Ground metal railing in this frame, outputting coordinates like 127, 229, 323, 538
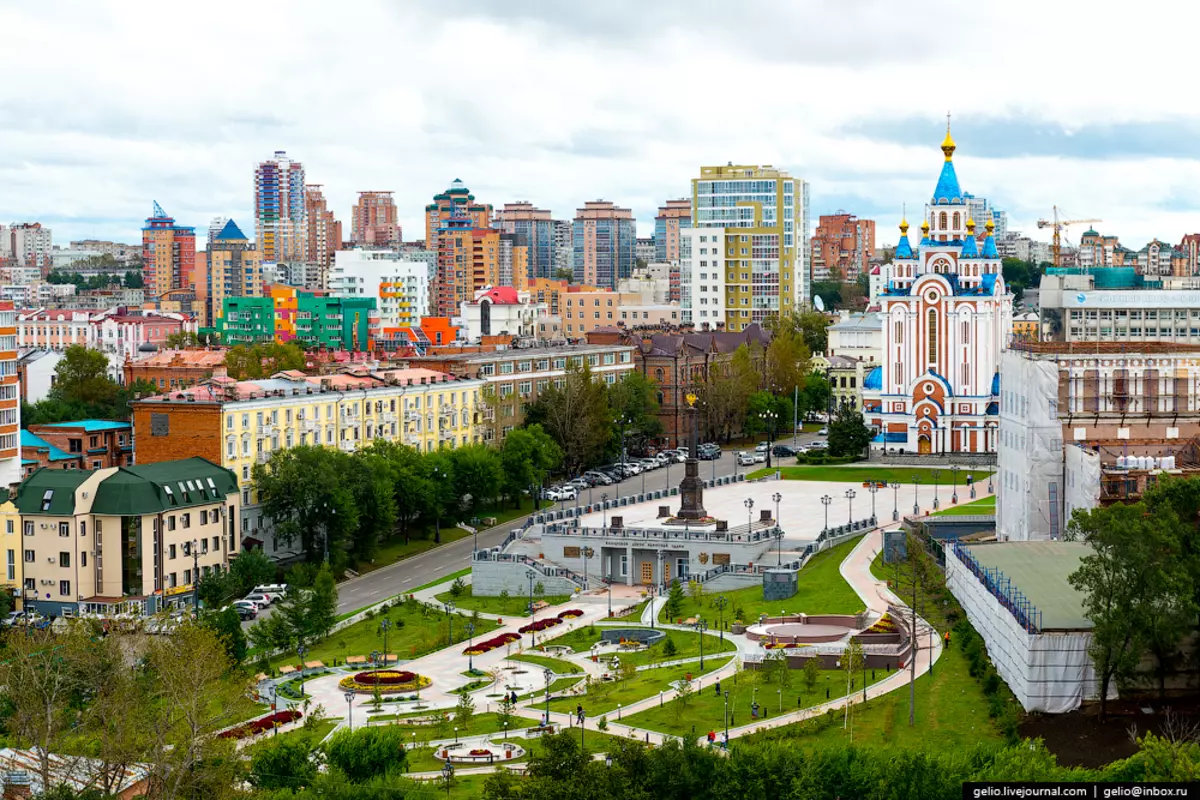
543, 522, 782, 545
950, 541, 1042, 633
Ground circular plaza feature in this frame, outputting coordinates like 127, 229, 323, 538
744, 615, 858, 645
338, 670, 432, 694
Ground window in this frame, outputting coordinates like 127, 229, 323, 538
59, 580, 70, 597
59, 552, 70, 568
23, 521, 32, 537
894, 321, 903, 344
58, 522, 68, 537
927, 309, 938, 363
169, 543, 176, 559
23, 549, 33, 563
81, 552, 86, 568
5, 549, 12, 581
213, 535, 220, 552
168, 516, 176, 532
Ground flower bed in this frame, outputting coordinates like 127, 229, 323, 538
219, 710, 302, 739
556, 609, 584, 619
464, 632, 520, 656
866, 614, 897, 634
469, 749, 490, 757
763, 641, 799, 650
519, 618, 562, 634
338, 670, 431, 694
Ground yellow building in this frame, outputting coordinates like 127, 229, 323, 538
0, 500, 20, 611
1012, 311, 1040, 340
132, 368, 485, 558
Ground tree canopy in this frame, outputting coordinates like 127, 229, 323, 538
22, 344, 158, 423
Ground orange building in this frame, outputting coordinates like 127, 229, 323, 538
124, 349, 230, 390
525, 278, 603, 316
142, 203, 197, 301
810, 212, 876, 282
433, 223, 501, 318
351, 191, 401, 246
424, 179, 492, 253
0, 300, 17, 486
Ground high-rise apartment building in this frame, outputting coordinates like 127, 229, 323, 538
254, 150, 307, 263
207, 217, 229, 246
494, 202, 557, 280
810, 213, 876, 283
142, 203, 196, 300
497, 233, 530, 290
572, 201, 636, 290
304, 185, 342, 271
433, 213, 501, 318
553, 220, 573, 274
425, 180, 492, 254
351, 191, 401, 246
9, 223, 52, 269
654, 199, 691, 263
687, 164, 809, 330
203, 220, 263, 329
0, 301, 18, 489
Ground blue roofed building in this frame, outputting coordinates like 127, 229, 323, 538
862, 122, 1012, 455
22, 420, 133, 477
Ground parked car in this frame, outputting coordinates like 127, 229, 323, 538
252, 584, 289, 598
226, 604, 257, 621
809, 440, 828, 450
636, 458, 660, 471
653, 452, 672, 465
243, 592, 274, 607
233, 599, 264, 613
668, 449, 688, 462
817, 427, 828, 436
752, 451, 767, 463
584, 471, 614, 485
622, 462, 643, 475
772, 444, 796, 458
755, 442, 770, 453
544, 485, 577, 501
567, 477, 591, 490
736, 451, 757, 466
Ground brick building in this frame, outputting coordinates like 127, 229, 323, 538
810, 213, 876, 282
123, 349, 230, 391
22, 420, 133, 474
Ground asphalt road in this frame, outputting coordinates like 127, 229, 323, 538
243, 440, 826, 624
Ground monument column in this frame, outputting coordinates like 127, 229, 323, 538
676, 392, 708, 521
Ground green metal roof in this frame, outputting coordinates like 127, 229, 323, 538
15, 458, 237, 517
960, 541, 1092, 630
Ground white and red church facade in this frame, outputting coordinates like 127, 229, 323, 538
862, 127, 1012, 454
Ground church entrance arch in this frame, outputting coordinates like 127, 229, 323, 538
918, 435, 932, 455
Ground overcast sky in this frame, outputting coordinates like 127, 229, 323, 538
2, 0, 1196, 251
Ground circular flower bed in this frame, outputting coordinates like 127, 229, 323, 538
339, 670, 431, 694
220, 710, 301, 739
556, 609, 584, 619
464, 632, 520, 656
519, 618, 562, 634
469, 749, 490, 757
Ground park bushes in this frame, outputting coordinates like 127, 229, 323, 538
793, 453, 859, 466
219, 710, 302, 739
954, 619, 1021, 743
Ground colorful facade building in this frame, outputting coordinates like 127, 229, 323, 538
810, 212, 876, 283
198, 219, 263, 329
654, 199, 692, 264
255, 150, 307, 263
304, 184, 342, 271
131, 369, 483, 556
217, 297, 275, 345
425, 179, 492, 254
572, 201, 636, 290
20, 429, 77, 477
351, 191, 401, 246
329, 249, 429, 338
142, 203, 196, 301
13, 458, 241, 617
217, 288, 377, 351
685, 164, 810, 331
863, 126, 1012, 455
494, 202, 558, 280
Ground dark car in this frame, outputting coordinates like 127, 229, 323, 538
772, 444, 795, 458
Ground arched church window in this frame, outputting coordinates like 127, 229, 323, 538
939, 212, 948, 229
928, 309, 938, 364
952, 213, 960, 229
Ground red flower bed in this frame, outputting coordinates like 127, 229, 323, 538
519, 618, 562, 634
469, 749, 491, 756
464, 632, 520, 655
352, 670, 417, 686
556, 609, 584, 619
220, 710, 302, 739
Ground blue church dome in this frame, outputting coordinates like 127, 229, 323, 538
864, 366, 883, 390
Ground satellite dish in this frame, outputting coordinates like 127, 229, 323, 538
813, 295, 826, 312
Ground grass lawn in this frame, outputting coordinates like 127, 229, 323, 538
537, 623, 734, 667
749, 466, 993, 484
932, 494, 996, 516
267, 599, 500, 670
541, 658, 732, 717
738, 644, 1003, 752
624, 665, 888, 739
266, 717, 339, 746
379, 712, 537, 747
514, 675, 585, 702
434, 585, 573, 618
610, 600, 648, 621
659, 536, 865, 625
507, 653, 584, 674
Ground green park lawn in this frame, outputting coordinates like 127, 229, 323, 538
542, 658, 732, 718
738, 644, 1004, 752
514, 675, 586, 703
405, 729, 629, 774
932, 494, 996, 516
659, 536, 865, 626
434, 585, 573, 618
507, 653, 584, 674
536, 623, 734, 667
624, 664, 888, 739
267, 600, 500, 670
748, 466, 992, 485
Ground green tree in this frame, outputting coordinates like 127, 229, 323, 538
607, 372, 663, 455
363, 440, 431, 543
664, 582, 685, 620
700, 344, 758, 442
745, 391, 794, 441
201, 606, 248, 664
50, 345, 118, 407
826, 404, 872, 458
525, 361, 612, 473
227, 546, 278, 597
842, 638, 864, 735
308, 564, 339, 642
224, 342, 306, 380
764, 328, 810, 399
1068, 501, 1193, 719
802, 656, 821, 695
345, 451, 397, 562
454, 690, 476, 730
499, 424, 562, 507
323, 726, 409, 783
124, 270, 144, 289
248, 733, 318, 790
799, 370, 832, 419
253, 446, 359, 562
450, 444, 505, 512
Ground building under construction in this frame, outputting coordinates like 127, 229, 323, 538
997, 340, 1200, 541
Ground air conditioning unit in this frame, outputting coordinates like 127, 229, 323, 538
46, 557, 54, 563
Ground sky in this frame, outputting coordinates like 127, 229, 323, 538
2, 0, 1198, 251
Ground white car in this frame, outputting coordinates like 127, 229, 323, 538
817, 428, 828, 436
809, 440, 828, 450
755, 442, 770, 453
252, 584, 289, 597
737, 451, 757, 466
544, 485, 577, 501
244, 593, 274, 607
233, 599, 264, 612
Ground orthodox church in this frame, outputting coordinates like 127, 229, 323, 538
862, 125, 1013, 455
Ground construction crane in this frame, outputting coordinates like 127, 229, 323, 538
1036, 206, 1101, 269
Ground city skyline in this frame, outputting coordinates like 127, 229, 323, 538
1, 1, 1196, 248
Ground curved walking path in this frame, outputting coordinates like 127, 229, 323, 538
400, 527, 945, 776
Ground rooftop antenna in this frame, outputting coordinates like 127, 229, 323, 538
153, 201, 167, 218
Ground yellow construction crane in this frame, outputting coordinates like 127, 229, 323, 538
1036, 206, 1101, 268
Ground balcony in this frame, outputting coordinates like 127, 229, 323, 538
339, 440, 357, 453
256, 424, 275, 436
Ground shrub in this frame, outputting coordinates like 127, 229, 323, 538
662, 637, 678, 658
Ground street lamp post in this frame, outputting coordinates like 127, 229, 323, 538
442, 762, 453, 798
951, 465, 960, 504
714, 595, 728, 641
379, 618, 392, 665
744, 497, 754, 533
764, 409, 778, 469
582, 547, 593, 589
543, 668, 552, 726
912, 476, 922, 516
432, 467, 443, 543
465, 622, 476, 672
820, 494, 832, 533
443, 601, 455, 646
866, 483, 878, 523
931, 469, 942, 511
296, 644, 308, 698
723, 690, 730, 746
696, 618, 707, 670
845, 488, 856, 525
267, 686, 278, 737
526, 570, 537, 646
772, 491, 782, 564
890, 480, 901, 522
344, 690, 355, 732
601, 493, 609, 529
607, 581, 612, 618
